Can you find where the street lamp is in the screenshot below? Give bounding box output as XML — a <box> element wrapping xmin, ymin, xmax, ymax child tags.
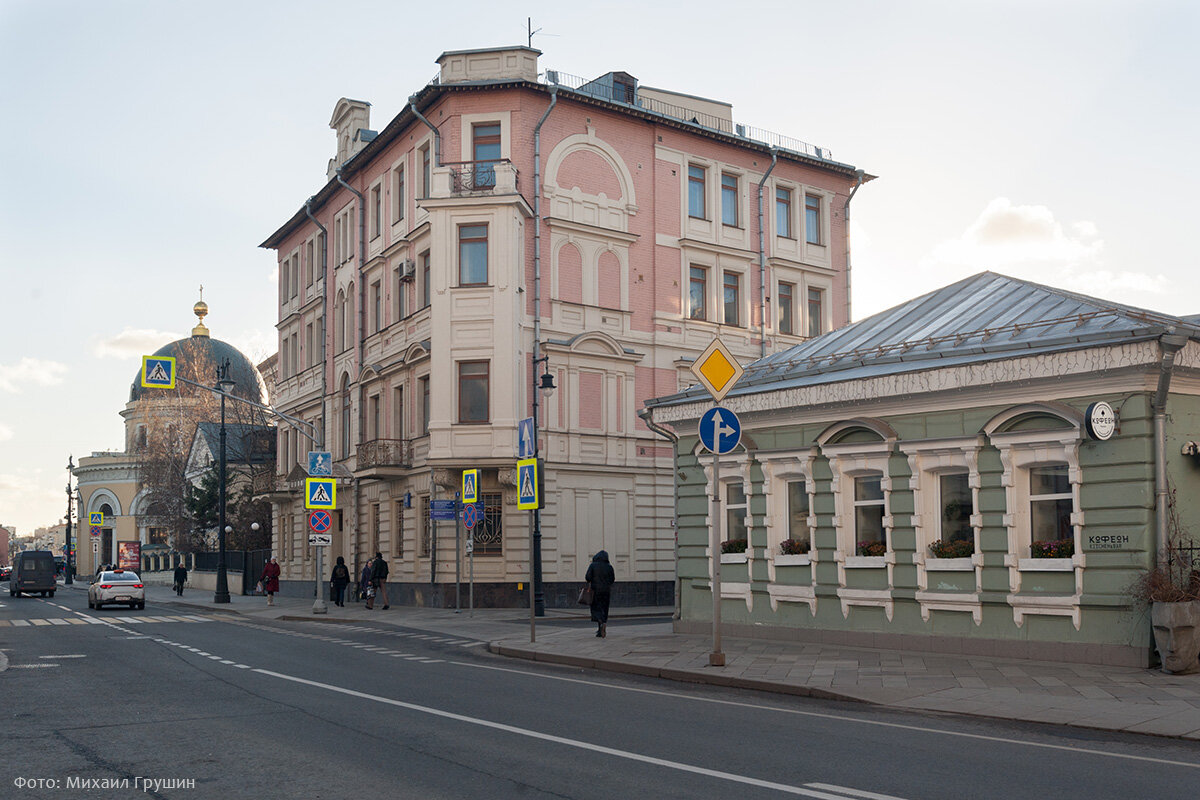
<box><xmin>64</xmin><ymin>456</ymin><xmax>75</xmax><ymax>585</ymax></box>
<box><xmin>530</xmin><ymin>354</ymin><xmax>556</xmax><ymax>616</ymax></box>
<box><xmin>214</xmin><ymin>359</ymin><xmax>236</xmax><ymax>604</ymax></box>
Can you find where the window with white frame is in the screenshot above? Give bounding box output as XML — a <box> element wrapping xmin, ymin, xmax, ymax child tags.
<box><xmin>1030</xmin><ymin>465</ymin><xmax>1072</xmax><ymax>545</ymax></box>
<box><xmin>805</xmin><ymin>194</ymin><xmax>822</xmax><ymax>245</ymax></box>
<box><xmin>421</xmin><ymin>251</ymin><xmax>431</xmax><ymax>308</ymax></box>
<box><xmin>775</xmin><ymin>186</ymin><xmax>792</xmax><ymax>238</ymax></box>
<box><xmin>688</xmin><ymin>164</ymin><xmax>706</xmax><ymax>219</ymax></box>
<box><xmin>371</xmin><ymin>281</ymin><xmax>382</xmax><ymax>332</ymax></box>
<box><xmin>822</xmin><ymin>437</ymin><xmax>894</xmax><ymax>562</ymax></box>
<box><xmin>725</xmin><ymin>482</ymin><xmax>747</xmax><ymax>548</ymax></box>
<box><xmin>807</xmin><ymin>287</ymin><xmax>824</xmax><ymax>338</ymax></box>
<box><xmin>393</xmin><ymin>165</ymin><xmax>405</xmax><ymax>222</ymax></box>
<box><xmin>853</xmin><ymin>474</ymin><xmax>886</xmax><ymax>554</ymax></box>
<box><xmin>458</xmin><ymin>224</ymin><xmax>488</xmax><ymax>286</ymax></box>
<box><xmin>371</xmin><ymin>184</ymin><xmax>382</xmax><ymax>240</ymax></box>
<box><xmin>787</xmin><ymin>480</ymin><xmax>811</xmax><ymax>551</ymax></box>
<box><xmin>419</xmin><ymin>143</ymin><xmax>431</xmax><ymax>199</ymax></box>
<box><xmin>723</xmin><ymin>271</ymin><xmax>740</xmax><ymax>326</ymax></box>
<box><xmin>778</xmin><ymin>281</ymin><xmax>795</xmax><ymax>335</ymax></box>
<box><xmin>721</xmin><ymin>173</ymin><xmax>738</xmax><ymax>226</ymax></box>
<box><xmin>688</xmin><ymin>266</ymin><xmax>707</xmax><ymax>320</ymax></box>
<box><xmin>939</xmin><ymin>472</ymin><xmax>974</xmax><ymax>550</ymax></box>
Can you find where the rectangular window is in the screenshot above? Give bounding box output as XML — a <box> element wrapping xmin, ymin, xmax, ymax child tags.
<box><xmin>392</xmin><ymin>386</ymin><xmax>404</xmax><ymax>438</ymax></box>
<box><xmin>280</xmin><ymin>256</ymin><xmax>289</xmax><ymax>301</ymax></box>
<box><xmin>778</xmin><ymin>282</ymin><xmax>795</xmax><ymax>335</ymax></box>
<box><xmin>305</xmin><ymin>323</ymin><xmax>314</xmax><ymax>368</ymax></box>
<box><xmin>787</xmin><ymin>480</ymin><xmax>810</xmax><ymax>542</ymax></box>
<box><xmin>475</xmin><ymin>491</ymin><xmax>503</xmax><ymax>556</ymax></box>
<box><xmin>306</xmin><ymin>241</ymin><xmax>315</xmax><ymax>286</ymax></box>
<box><xmin>687</xmin><ymin>165</ymin><xmax>706</xmax><ymax>219</ymax></box>
<box><xmin>419</xmin><ymin>376</ymin><xmax>430</xmax><ymax>434</ymax></box>
<box><xmin>371</xmin><ymin>281</ymin><xmax>382</xmax><ymax>332</ymax></box>
<box><xmin>371</xmin><ymin>503</ymin><xmax>381</xmax><ymax>555</ymax></box>
<box><xmin>723</xmin><ymin>271</ymin><xmax>740</xmax><ymax>326</ymax></box>
<box><xmin>420</xmin><ymin>144</ymin><xmax>431</xmax><ymax>198</ymax></box>
<box><xmin>725</xmin><ymin>483</ymin><xmax>747</xmax><ymax>545</ymax></box>
<box><xmin>368</xmin><ymin>394</ymin><xmax>379</xmax><ymax>441</ymax></box>
<box><xmin>393</xmin><ymin>166</ymin><xmax>405</xmax><ymax>222</ymax></box>
<box><xmin>853</xmin><ymin>475</ymin><xmax>885</xmax><ymax>548</ymax></box>
<box><xmin>420</xmin><ymin>495</ymin><xmax>431</xmax><ymax>557</ymax></box>
<box><xmin>472</xmin><ymin>123</ymin><xmax>501</xmax><ymax>188</ymax></box>
<box><xmin>776</xmin><ymin>187</ymin><xmax>792</xmax><ymax>238</ymax></box>
<box><xmin>805</xmin><ymin>194</ymin><xmax>822</xmax><ymax>245</ymax></box>
<box><xmin>939</xmin><ymin>472</ymin><xmax>973</xmax><ymax>545</ymax></box>
<box><xmin>807</xmin><ymin>288</ymin><xmax>824</xmax><ymax>338</ymax></box>
<box><xmin>371</xmin><ymin>185</ymin><xmax>382</xmax><ymax>239</ymax></box>
<box><xmin>393</xmin><ymin>500</ymin><xmax>405</xmax><ymax>559</ymax></box>
<box><xmin>421</xmin><ymin>251</ymin><xmax>431</xmax><ymax>309</ymax></box>
<box><xmin>457</xmin><ymin>361</ymin><xmax>489</xmax><ymax>424</ymax></box>
<box><xmin>1030</xmin><ymin>465</ymin><xmax>1072</xmax><ymax>542</ymax></box>
<box><xmin>721</xmin><ymin>173</ymin><xmax>738</xmax><ymax>226</ymax></box>
<box><xmin>394</xmin><ymin>264</ymin><xmax>406</xmax><ymax>321</ymax></box>
<box><xmin>458</xmin><ymin>224</ymin><xmax>488</xmax><ymax>285</ymax></box>
<box><xmin>688</xmin><ymin>266</ymin><xmax>707</xmax><ymax>321</ymax></box>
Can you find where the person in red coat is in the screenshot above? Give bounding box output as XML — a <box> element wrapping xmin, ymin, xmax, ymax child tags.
<box><xmin>260</xmin><ymin>557</ymin><xmax>281</xmax><ymax>606</ymax></box>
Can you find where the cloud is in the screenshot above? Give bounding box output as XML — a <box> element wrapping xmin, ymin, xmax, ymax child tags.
<box><xmin>0</xmin><ymin>423</ymin><xmax>11</xmax><ymax>442</ymax></box>
<box><xmin>921</xmin><ymin>197</ymin><xmax>1169</xmax><ymax>302</ymax></box>
<box><xmin>90</xmin><ymin>328</ymin><xmax>183</xmax><ymax>360</ymax></box>
<box><xmin>0</xmin><ymin>358</ymin><xmax>68</xmax><ymax>393</ymax></box>
<box><xmin>0</xmin><ymin>473</ymin><xmax>65</xmax><ymax>532</ymax></box>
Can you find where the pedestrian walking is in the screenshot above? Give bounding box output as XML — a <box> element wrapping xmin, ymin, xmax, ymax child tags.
<box><xmin>358</xmin><ymin>560</ymin><xmax>373</xmax><ymax>605</ymax></box>
<box><xmin>260</xmin><ymin>557</ymin><xmax>281</xmax><ymax>606</ymax></box>
<box><xmin>172</xmin><ymin>560</ymin><xmax>188</xmax><ymax>596</ymax></box>
<box><xmin>329</xmin><ymin>556</ymin><xmax>351</xmax><ymax>607</ymax></box>
<box><xmin>367</xmin><ymin>552</ymin><xmax>390</xmax><ymax>610</ymax></box>
<box><xmin>585</xmin><ymin>550</ymin><xmax>616</xmax><ymax>637</ymax></box>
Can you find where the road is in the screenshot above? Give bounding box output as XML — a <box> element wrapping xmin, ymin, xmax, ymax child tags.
<box><xmin>2</xmin><ymin>585</ymin><xmax>1198</xmax><ymax>799</ymax></box>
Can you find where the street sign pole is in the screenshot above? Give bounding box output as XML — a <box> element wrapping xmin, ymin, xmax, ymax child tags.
<box><xmin>469</xmin><ymin>529</ymin><xmax>475</xmax><ymax>616</ymax></box>
<box><xmin>455</xmin><ymin>492</ymin><xmax>462</xmax><ymax>613</ymax></box>
<box><xmin>709</xmin><ymin>410</ymin><xmax>724</xmax><ymax>666</ymax></box>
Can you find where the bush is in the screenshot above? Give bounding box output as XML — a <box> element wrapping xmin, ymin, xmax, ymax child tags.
<box><xmin>930</xmin><ymin>538</ymin><xmax>975</xmax><ymax>559</ymax></box>
<box><xmin>1129</xmin><ymin>538</ymin><xmax>1200</xmax><ymax>603</ymax></box>
<box><xmin>856</xmin><ymin>540</ymin><xmax>887</xmax><ymax>557</ymax></box>
<box><xmin>720</xmin><ymin>538</ymin><xmax>748</xmax><ymax>554</ymax></box>
<box><xmin>1030</xmin><ymin>538</ymin><xmax>1074</xmax><ymax>558</ymax></box>
<box><xmin>780</xmin><ymin>539</ymin><xmax>811</xmax><ymax>555</ymax></box>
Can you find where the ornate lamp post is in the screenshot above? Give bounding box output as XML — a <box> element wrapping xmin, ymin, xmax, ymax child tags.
<box><xmin>530</xmin><ymin>354</ymin><xmax>556</xmax><ymax>616</ymax></box>
<box><xmin>214</xmin><ymin>359</ymin><xmax>235</xmax><ymax>603</ymax></box>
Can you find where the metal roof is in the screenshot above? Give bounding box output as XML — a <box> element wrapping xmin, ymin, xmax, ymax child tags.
<box><xmin>649</xmin><ymin>271</ymin><xmax>1200</xmax><ymax>409</ymax></box>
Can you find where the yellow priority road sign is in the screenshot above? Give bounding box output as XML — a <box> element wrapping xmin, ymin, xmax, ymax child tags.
<box><xmin>690</xmin><ymin>337</ymin><xmax>744</xmax><ymax>402</ymax></box>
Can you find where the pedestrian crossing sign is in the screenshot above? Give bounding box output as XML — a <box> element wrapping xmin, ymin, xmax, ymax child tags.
<box><xmin>89</xmin><ymin>511</ymin><xmax>104</xmax><ymax>526</ymax></box>
<box><xmin>517</xmin><ymin>457</ymin><xmax>539</xmax><ymax>510</ymax></box>
<box><xmin>462</xmin><ymin>469</ymin><xmax>478</xmax><ymax>504</ymax></box>
<box><xmin>305</xmin><ymin>477</ymin><xmax>336</xmax><ymax>510</ymax></box>
<box><xmin>140</xmin><ymin>355</ymin><xmax>176</xmax><ymax>389</ymax></box>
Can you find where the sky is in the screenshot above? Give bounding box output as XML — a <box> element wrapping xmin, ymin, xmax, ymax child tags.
<box><xmin>1</xmin><ymin>0</ymin><xmax>1197</xmax><ymax>534</ymax></box>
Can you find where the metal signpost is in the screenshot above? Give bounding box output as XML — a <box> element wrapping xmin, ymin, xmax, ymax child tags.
<box><xmin>463</xmin><ymin>502</ymin><xmax>479</xmax><ymax>615</ymax></box>
<box><xmin>690</xmin><ymin>338</ymin><xmax>745</xmax><ymax>667</ymax></box>
<box><xmin>305</xmin><ymin>475</ymin><xmax>336</xmax><ymax>615</ymax></box>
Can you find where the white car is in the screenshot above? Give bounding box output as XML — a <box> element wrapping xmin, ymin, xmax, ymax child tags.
<box><xmin>88</xmin><ymin>570</ymin><xmax>145</xmax><ymax>610</ymax></box>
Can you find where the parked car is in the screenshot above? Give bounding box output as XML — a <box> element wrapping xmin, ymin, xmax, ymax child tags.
<box><xmin>11</xmin><ymin>551</ymin><xmax>56</xmax><ymax>597</ymax></box>
<box><xmin>0</xmin><ymin>565</ymin><xmax>11</xmax><ymax>581</ymax></box>
<box><xmin>88</xmin><ymin>570</ymin><xmax>145</xmax><ymax>610</ymax></box>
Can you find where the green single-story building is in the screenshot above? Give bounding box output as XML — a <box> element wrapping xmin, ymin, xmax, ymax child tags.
<box><xmin>643</xmin><ymin>272</ymin><xmax>1200</xmax><ymax>667</ymax></box>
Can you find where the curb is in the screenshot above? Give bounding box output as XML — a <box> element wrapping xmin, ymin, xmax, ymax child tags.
<box><xmin>487</xmin><ymin>642</ymin><xmax>865</xmax><ymax>705</ymax></box>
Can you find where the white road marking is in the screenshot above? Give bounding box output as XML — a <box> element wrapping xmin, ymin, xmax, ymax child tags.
<box><xmin>251</xmin><ymin>666</ymin><xmax>886</xmax><ymax>799</ymax></box>
<box><xmin>10</xmin><ymin>664</ymin><xmax>59</xmax><ymax>669</ymax></box>
<box><xmin>39</xmin><ymin>654</ymin><xmax>86</xmax><ymax>659</ymax></box>
<box><xmin>443</xmin><ymin>660</ymin><xmax>1200</xmax><ymax>770</ymax></box>
<box><xmin>805</xmin><ymin>785</ymin><xmax>908</xmax><ymax>800</ymax></box>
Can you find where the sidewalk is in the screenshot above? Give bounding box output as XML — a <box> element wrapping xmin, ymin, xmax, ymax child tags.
<box><xmin>61</xmin><ymin>581</ymin><xmax>1200</xmax><ymax>740</ymax></box>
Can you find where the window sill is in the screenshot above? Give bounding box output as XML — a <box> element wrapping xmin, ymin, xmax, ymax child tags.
<box><xmin>719</xmin><ymin>553</ymin><xmax>748</xmax><ymax>564</ymax></box>
<box><xmin>926</xmin><ymin>557</ymin><xmax>974</xmax><ymax>571</ymax></box>
<box><xmin>845</xmin><ymin>555</ymin><xmax>886</xmax><ymax>569</ymax></box>
<box><xmin>1018</xmin><ymin>557</ymin><xmax>1074</xmax><ymax>572</ymax></box>
<box><xmin>773</xmin><ymin>554</ymin><xmax>811</xmax><ymax>567</ymax></box>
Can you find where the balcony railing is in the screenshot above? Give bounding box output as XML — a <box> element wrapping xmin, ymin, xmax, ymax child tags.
<box><xmin>445</xmin><ymin>160</ymin><xmax>518</xmax><ymax>195</ymax></box>
<box><xmin>357</xmin><ymin>438</ymin><xmax>413</xmax><ymax>470</ymax></box>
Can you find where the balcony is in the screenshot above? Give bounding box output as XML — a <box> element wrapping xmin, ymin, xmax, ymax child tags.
<box><xmin>357</xmin><ymin>438</ymin><xmax>413</xmax><ymax>472</ymax></box>
<box><xmin>435</xmin><ymin>160</ymin><xmax>519</xmax><ymax>197</ymax></box>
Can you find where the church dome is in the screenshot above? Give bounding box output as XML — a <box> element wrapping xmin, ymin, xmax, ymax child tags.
<box><xmin>129</xmin><ymin>300</ymin><xmax>265</xmax><ymax>403</ymax></box>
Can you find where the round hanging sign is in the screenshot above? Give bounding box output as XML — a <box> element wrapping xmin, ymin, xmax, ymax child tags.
<box><xmin>1085</xmin><ymin>401</ymin><xmax>1116</xmax><ymax>441</ymax></box>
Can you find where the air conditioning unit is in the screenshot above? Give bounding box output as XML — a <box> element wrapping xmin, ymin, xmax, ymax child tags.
<box><xmin>400</xmin><ymin>259</ymin><xmax>416</xmax><ymax>280</ymax></box>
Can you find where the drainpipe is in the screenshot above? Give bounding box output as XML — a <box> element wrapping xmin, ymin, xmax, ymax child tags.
<box><xmin>303</xmin><ymin>199</ymin><xmax>329</xmax><ymax>450</ymax></box>
<box><xmin>409</xmin><ymin>94</ymin><xmax>441</xmax><ymax>167</ymax></box>
<box><xmin>1152</xmin><ymin>332</ymin><xmax>1188</xmax><ymax>555</ymax></box>
<box><xmin>533</xmin><ymin>87</ymin><xmax>558</xmax><ymax>395</ymax></box>
<box><xmin>756</xmin><ymin>148</ymin><xmax>778</xmax><ymax>359</ymax></box>
<box><xmin>638</xmin><ymin>406</ymin><xmax>681</xmax><ymax>620</ymax></box>
<box><xmin>335</xmin><ymin>168</ymin><xmax>365</xmax><ymax>568</ymax></box>
<box><xmin>843</xmin><ymin>169</ymin><xmax>865</xmax><ymax>326</ymax></box>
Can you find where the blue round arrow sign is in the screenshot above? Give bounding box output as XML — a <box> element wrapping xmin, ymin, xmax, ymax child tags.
<box><xmin>699</xmin><ymin>406</ymin><xmax>741</xmax><ymax>455</ymax></box>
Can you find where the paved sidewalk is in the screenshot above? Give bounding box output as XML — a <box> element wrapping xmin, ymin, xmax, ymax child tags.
<box><xmin>59</xmin><ymin>580</ymin><xmax>1200</xmax><ymax>740</ymax></box>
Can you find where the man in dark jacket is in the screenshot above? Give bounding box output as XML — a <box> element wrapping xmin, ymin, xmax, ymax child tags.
<box><xmin>584</xmin><ymin>550</ymin><xmax>616</xmax><ymax>637</ymax></box>
<box><xmin>370</xmin><ymin>552</ymin><xmax>390</xmax><ymax>610</ymax></box>
<box><xmin>172</xmin><ymin>561</ymin><xmax>188</xmax><ymax>596</ymax></box>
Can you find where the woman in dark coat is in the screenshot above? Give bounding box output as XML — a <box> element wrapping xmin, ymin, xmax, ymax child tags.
<box><xmin>260</xmin><ymin>557</ymin><xmax>281</xmax><ymax>606</ymax></box>
<box><xmin>329</xmin><ymin>556</ymin><xmax>351</xmax><ymax>607</ymax></box>
<box><xmin>584</xmin><ymin>550</ymin><xmax>616</xmax><ymax>637</ymax></box>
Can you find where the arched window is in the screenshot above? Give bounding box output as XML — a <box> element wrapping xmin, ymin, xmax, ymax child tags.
<box><xmin>340</xmin><ymin>375</ymin><xmax>352</xmax><ymax>458</ymax></box>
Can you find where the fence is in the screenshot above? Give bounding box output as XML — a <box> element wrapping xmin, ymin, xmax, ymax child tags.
<box><xmin>142</xmin><ymin>549</ymin><xmax>270</xmax><ymax>595</ymax></box>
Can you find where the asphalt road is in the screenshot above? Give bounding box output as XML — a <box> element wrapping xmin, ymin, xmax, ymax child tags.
<box><xmin>2</xmin><ymin>586</ymin><xmax>1198</xmax><ymax>799</ymax></box>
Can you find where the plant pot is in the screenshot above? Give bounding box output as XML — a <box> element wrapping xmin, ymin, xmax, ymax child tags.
<box><xmin>1151</xmin><ymin>600</ymin><xmax>1200</xmax><ymax>674</ymax></box>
